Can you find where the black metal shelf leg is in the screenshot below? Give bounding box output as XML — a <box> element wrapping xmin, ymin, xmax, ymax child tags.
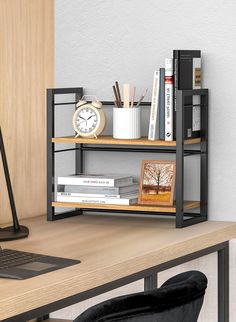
<box><xmin>218</xmin><ymin>242</ymin><xmax>229</xmax><ymax>322</ymax></box>
<box><xmin>75</xmin><ymin>88</ymin><xmax>84</xmax><ymax>216</ymax></box>
<box><xmin>200</xmin><ymin>92</ymin><xmax>208</xmax><ymax>219</ymax></box>
<box><xmin>47</xmin><ymin>89</ymin><xmax>55</xmax><ymax>221</ymax></box>
<box><xmin>144</xmin><ymin>273</ymin><xmax>158</xmax><ymax>291</ymax></box>
<box><xmin>176</xmin><ymin>90</ymin><xmax>184</xmax><ymax>228</ymax></box>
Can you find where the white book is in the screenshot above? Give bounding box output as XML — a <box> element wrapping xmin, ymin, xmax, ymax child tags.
<box><xmin>56</xmin><ymin>194</ymin><xmax>138</xmax><ymax>205</ymax></box>
<box><xmin>165</xmin><ymin>58</ymin><xmax>174</xmax><ymax>141</ymax></box>
<box><xmin>59</xmin><ymin>183</ymin><xmax>139</xmax><ymax>195</ymax></box>
<box><xmin>57</xmin><ymin>192</ymin><xmax>125</xmax><ymax>199</ymax></box>
<box><xmin>58</xmin><ymin>174</ymin><xmax>133</xmax><ymax>187</ymax></box>
<box><xmin>148</xmin><ymin>71</ymin><xmax>160</xmax><ymax>140</ymax></box>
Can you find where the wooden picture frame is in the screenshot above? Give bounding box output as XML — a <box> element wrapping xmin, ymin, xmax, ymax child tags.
<box><xmin>138</xmin><ymin>160</ymin><xmax>176</xmax><ymax>206</ymax></box>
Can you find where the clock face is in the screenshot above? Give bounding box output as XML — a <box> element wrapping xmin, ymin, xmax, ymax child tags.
<box><xmin>75</xmin><ymin>107</ymin><xmax>98</xmax><ymax>134</ymax></box>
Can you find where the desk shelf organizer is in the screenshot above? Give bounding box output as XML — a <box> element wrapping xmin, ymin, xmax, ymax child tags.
<box><xmin>47</xmin><ymin>87</ymin><xmax>208</xmax><ymax>228</ymax></box>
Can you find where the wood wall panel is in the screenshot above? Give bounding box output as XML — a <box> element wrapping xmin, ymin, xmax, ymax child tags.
<box><xmin>0</xmin><ymin>0</ymin><xmax>54</xmax><ymax>224</ymax></box>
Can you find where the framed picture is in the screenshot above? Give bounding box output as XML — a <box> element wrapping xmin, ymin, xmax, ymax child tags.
<box><xmin>138</xmin><ymin>160</ymin><xmax>176</xmax><ymax>206</ymax></box>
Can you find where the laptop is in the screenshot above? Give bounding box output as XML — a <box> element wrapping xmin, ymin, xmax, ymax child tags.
<box><xmin>0</xmin><ymin>246</ymin><xmax>81</xmax><ymax>280</ymax></box>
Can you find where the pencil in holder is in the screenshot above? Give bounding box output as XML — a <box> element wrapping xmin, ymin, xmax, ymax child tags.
<box><xmin>113</xmin><ymin>107</ymin><xmax>141</xmax><ymax>139</ymax></box>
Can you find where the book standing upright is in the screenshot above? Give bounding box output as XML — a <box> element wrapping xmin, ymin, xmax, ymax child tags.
<box><xmin>173</xmin><ymin>50</ymin><xmax>201</xmax><ymax>139</ymax></box>
<box><xmin>165</xmin><ymin>58</ymin><xmax>174</xmax><ymax>141</ymax></box>
<box><xmin>148</xmin><ymin>71</ymin><xmax>160</xmax><ymax>140</ymax></box>
<box><xmin>159</xmin><ymin>68</ymin><xmax>165</xmax><ymax>140</ymax></box>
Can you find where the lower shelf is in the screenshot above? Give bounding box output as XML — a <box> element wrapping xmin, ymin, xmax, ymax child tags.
<box><xmin>52</xmin><ymin>200</ymin><xmax>200</xmax><ymax>213</ymax></box>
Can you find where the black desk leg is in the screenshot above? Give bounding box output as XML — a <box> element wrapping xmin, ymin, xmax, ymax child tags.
<box><xmin>218</xmin><ymin>242</ymin><xmax>229</xmax><ymax>322</ymax></box>
<box><xmin>144</xmin><ymin>273</ymin><xmax>158</xmax><ymax>291</ymax></box>
<box><xmin>36</xmin><ymin>315</ymin><xmax>49</xmax><ymax>321</ymax></box>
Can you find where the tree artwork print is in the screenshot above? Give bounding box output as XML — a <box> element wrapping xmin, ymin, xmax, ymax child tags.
<box><xmin>139</xmin><ymin>160</ymin><xmax>176</xmax><ymax>206</ymax></box>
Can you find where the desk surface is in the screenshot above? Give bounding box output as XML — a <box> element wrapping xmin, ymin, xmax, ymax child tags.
<box><xmin>0</xmin><ymin>215</ymin><xmax>236</xmax><ymax>320</ymax></box>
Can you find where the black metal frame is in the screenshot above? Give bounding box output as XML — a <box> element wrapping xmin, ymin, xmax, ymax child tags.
<box><xmin>176</xmin><ymin>89</ymin><xmax>208</xmax><ymax>227</ymax></box>
<box><xmin>47</xmin><ymin>87</ymin><xmax>208</xmax><ymax>228</ymax></box>
<box><xmin>2</xmin><ymin>241</ymin><xmax>229</xmax><ymax>322</ymax></box>
<box><xmin>47</xmin><ymin>87</ymin><xmax>84</xmax><ymax>221</ymax></box>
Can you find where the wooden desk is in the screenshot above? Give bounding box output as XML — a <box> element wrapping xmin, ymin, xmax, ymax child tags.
<box><xmin>0</xmin><ymin>215</ymin><xmax>236</xmax><ymax>322</ymax></box>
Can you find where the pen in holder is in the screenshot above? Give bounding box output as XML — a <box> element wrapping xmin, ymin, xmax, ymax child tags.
<box><xmin>113</xmin><ymin>107</ymin><xmax>141</xmax><ymax>139</ymax></box>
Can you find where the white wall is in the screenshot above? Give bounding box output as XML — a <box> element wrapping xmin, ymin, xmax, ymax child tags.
<box><xmin>54</xmin><ymin>0</ymin><xmax>236</xmax><ymax>321</ymax></box>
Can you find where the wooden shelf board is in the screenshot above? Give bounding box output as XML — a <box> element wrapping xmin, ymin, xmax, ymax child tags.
<box><xmin>52</xmin><ymin>200</ymin><xmax>200</xmax><ymax>213</ymax></box>
<box><xmin>52</xmin><ymin>136</ymin><xmax>200</xmax><ymax>146</ymax></box>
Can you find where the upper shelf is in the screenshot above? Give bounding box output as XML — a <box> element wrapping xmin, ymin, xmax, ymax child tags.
<box><xmin>52</xmin><ymin>136</ymin><xmax>200</xmax><ymax>146</ymax></box>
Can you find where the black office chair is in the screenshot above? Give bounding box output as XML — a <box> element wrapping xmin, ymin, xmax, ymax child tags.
<box><xmin>74</xmin><ymin>271</ymin><xmax>207</xmax><ymax>322</ymax></box>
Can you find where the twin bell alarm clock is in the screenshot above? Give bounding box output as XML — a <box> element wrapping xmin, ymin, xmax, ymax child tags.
<box><xmin>73</xmin><ymin>95</ymin><xmax>106</xmax><ymax>138</ymax></box>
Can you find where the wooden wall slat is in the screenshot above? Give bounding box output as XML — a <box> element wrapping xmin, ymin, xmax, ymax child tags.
<box><xmin>0</xmin><ymin>0</ymin><xmax>54</xmax><ymax>224</ymax></box>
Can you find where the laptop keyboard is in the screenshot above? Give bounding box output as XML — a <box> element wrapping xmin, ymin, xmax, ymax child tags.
<box><xmin>0</xmin><ymin>248</ymin><xmax>46</xmax><ymax>270</ymax></box>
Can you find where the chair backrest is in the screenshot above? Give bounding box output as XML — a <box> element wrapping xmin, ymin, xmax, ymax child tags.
<box><xmin>74</xmin><ymin>270</ymin><xmax>207</xmax><ymax>322</ymax></box>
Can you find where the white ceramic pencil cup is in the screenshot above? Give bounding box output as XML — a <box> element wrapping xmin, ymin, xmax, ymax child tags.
<box><xmin>113</xmin><ymin>107</ymin><xmax>141</xmax><ymax>139</ymax></box>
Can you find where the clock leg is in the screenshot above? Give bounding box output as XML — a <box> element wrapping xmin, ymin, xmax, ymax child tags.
<box><xmin>75</xmin><ymin>133</ymin><xmax>80</xmax><ymax>138</ymax></box>
<box><xmin>94</xmin><ymin>133</ymin><xmax>97</xmax><ymax>139</ymax></box>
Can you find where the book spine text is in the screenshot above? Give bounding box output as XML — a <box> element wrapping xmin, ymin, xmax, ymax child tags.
<box><xmin>165</xmin><ymin>58</ymin><xmax>174</xmax><ymax>141</ymax></box>
<box><xmin>148</xmin><ymin>71</ymin><xmax>160</xmax><ymax>140</ymax></box>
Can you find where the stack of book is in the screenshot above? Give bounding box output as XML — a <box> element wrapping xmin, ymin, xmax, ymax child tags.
<box><xmin>57</xmin><ymin>174</ymin><xmax>139</xmax><ymax>205</ymax></box>
<box><xmin>148</xmin><ymin>50</ymin><xmax>202</xmax><ymax>141</ymax></box>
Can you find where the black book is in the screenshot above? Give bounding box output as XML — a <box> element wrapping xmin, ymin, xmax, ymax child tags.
<box><xmin>159</xmin><ymin>68</ymin><xmax>165</xmax><ymax>140</ymax></box>
<box><xmin>173</xmin><ymin>50</ymin><xmax>201</xmax><ymax>139</ymax></box>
